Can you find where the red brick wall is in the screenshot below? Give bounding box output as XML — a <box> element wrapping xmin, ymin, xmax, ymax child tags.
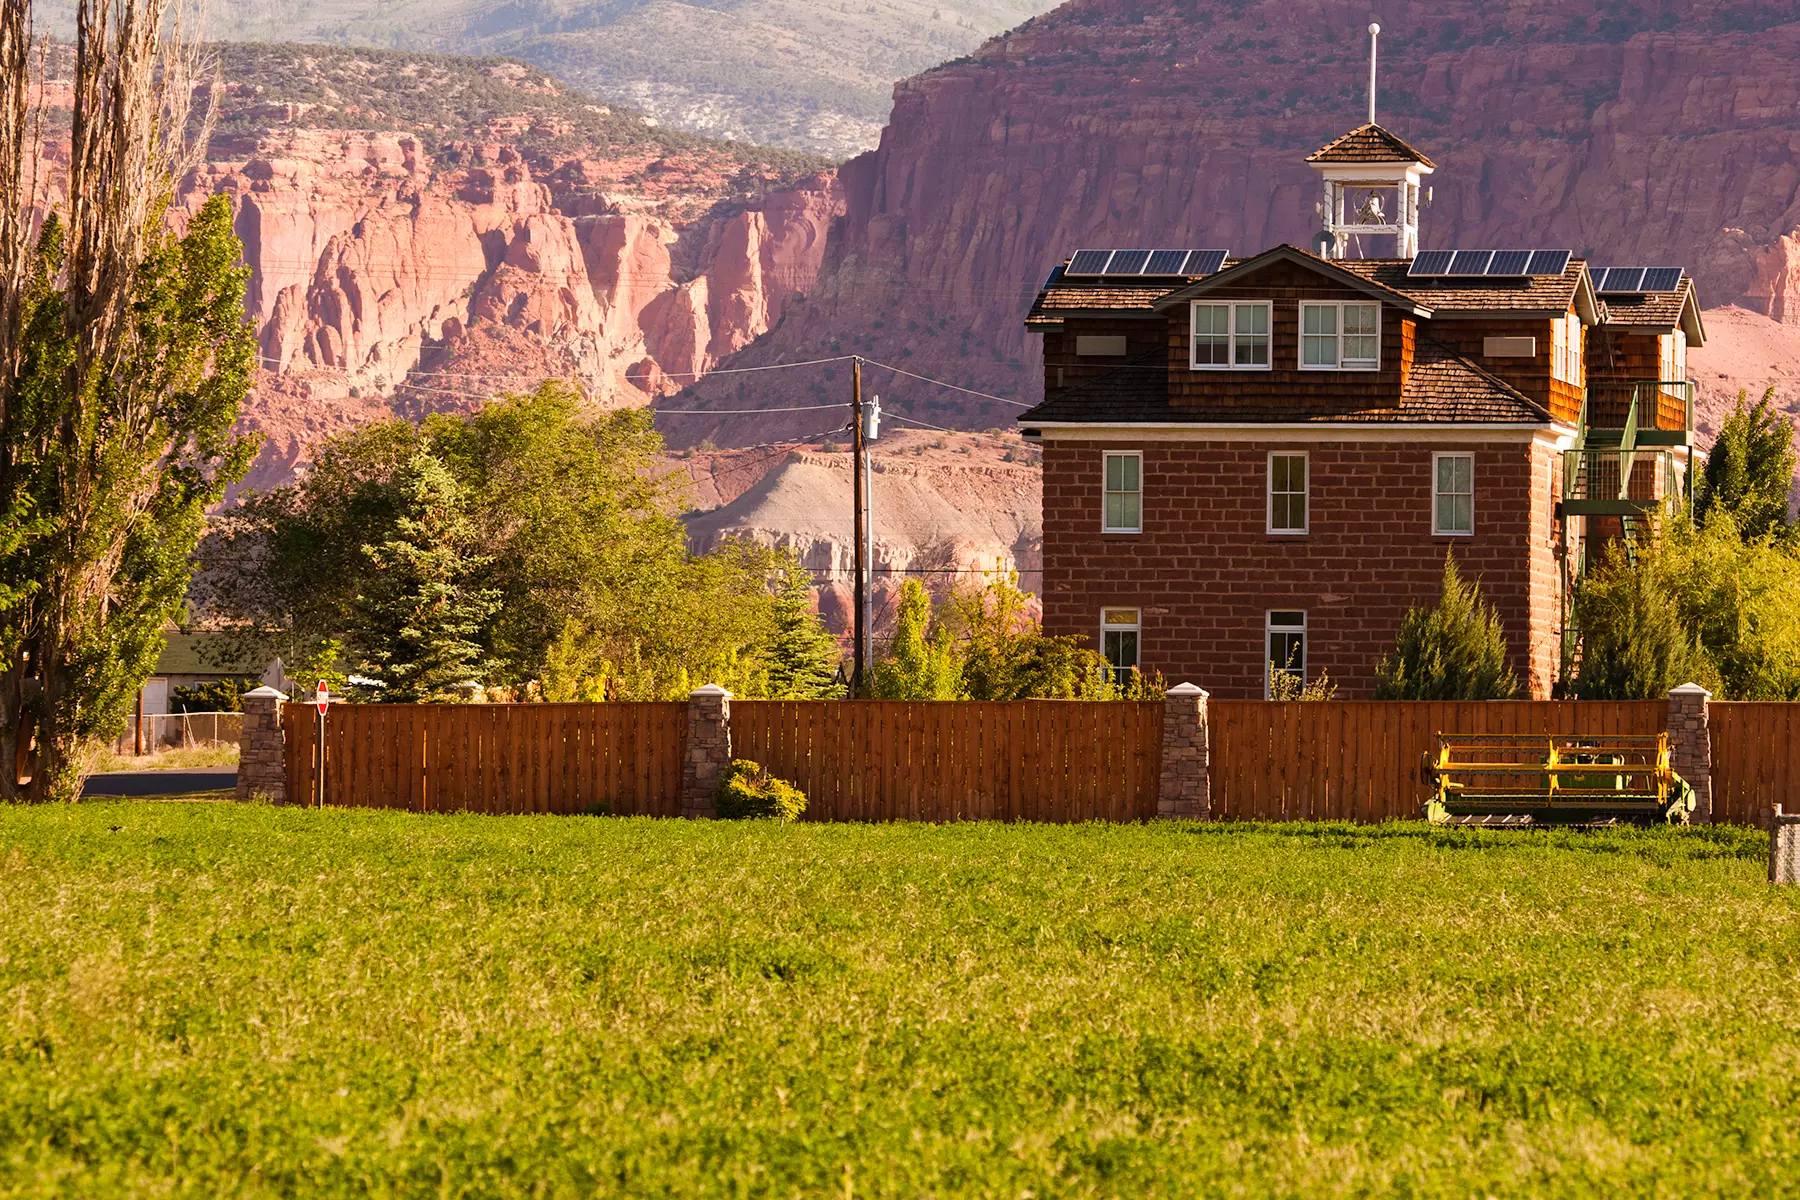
<box><xmin>1041</xmin><ymin>436</ymin><xmax>1565</xmax><ymax>699</ymax></box>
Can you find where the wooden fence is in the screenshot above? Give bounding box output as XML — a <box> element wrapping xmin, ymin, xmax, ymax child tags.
<box><xmin>284</xmin><ymin>702</ymin><xmax>686</xmax><ymax>815</ymax></box>
<box><xmin>1709</xmin><ymin>703</ymin><xmax>1800</xmax><ymax>827</ymax></box>
<box><xmin>730</xmin><ymin>700</ymin><xmax>1164</xmax><ymax>822</ymax></box>
<box><xmin>1207</xmin><ymin>700</ymin><xmax>1670</xmax><ymax>822</ymax></box>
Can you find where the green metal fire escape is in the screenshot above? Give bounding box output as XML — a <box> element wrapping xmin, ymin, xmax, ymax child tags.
<box><xmin>1557</xmin><ymin>379</ymin><xmax>1696</xmax><ymax>673</ymax></box>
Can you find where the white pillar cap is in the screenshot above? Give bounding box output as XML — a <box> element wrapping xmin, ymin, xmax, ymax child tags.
<box><xmin>1167</xmin><ymin>682</ymin><xmax>1209</xmax><ymax>698</ymax></box>
<box><xmin>243</xmin><ymin>685</ymin><xmax>286</xmax><ymax>699</ymax></box>
<box><xmin>1669</xmin><ymin>682</ymin><xmax>1712</xmax><ymax>697</ymax></box>
<box><xmin>690</xmin><ymin>684</ymin><xmax>733</xmax><ymax>698</ymax></box>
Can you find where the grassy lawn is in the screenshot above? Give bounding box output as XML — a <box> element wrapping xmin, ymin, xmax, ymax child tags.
<box><xmin>0</xmin><ymin>806</ymin><xmax>1795</xmax><ymax>1196</ymax></box>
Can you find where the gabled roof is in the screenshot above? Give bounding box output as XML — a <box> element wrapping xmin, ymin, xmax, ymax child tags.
<box><xmin>1305</xmin><ymin>123</ymin><xmax>1436</xmax><ymax>168</ymax></box>
<box><xmin>1025</xmin><ymin>266</ymin><xmax>1207</xmax><ymax>327</ymax></box>
<box><xmin>1017</xmin><ymin>339</ymin><xmax>1550</xmax><ymax>427</ymax></box>
<box><xmin>1151</xmin><ymin>245</ymin><xmax>1432</xmax><ymax>315</ymax></box>
<box><xmin>1596</xmin><ymin>277</ymin><xmax>1706</xmax><ymax>345</ymax></box>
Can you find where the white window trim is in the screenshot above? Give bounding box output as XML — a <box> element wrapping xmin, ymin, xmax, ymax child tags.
<box><xmin>1100</xmin><ymin>608</ymin><xmax>1141</xmax><ymax>679</ymax></box>
<box><xmin>1101</xmin><ymin>450</ymin><xmax>1142</xmax><ymax>534</ymax></box>
<box><xmin>1189</xmin><ymin>300</ymin><xmax>1273</xmax><ymax>372</ymax></box>
<box><xmin>1266</xmin><ymin>450</ymin><xmax>1309</xmax><ymax>536</ymax></box>
<box><xmin>1297</xmin><ymin>301</ymin><xmax>1381</xmax><ymax>372</ymax></box>
<box><xmin>1432</xmin><ymin>451</ymin><xmax>1475</xmax><ymax>537</ymax></box>
<box><xmin>1265</xmin><ymin>610</ymin><xmax>1306</xmax><ymax>699</ymax></box>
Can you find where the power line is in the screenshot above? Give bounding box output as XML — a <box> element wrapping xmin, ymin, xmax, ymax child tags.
<box><xmin>860</xmin><ymin>357</ymin><xmax>1032</xmax><ymax>407</ymax></box>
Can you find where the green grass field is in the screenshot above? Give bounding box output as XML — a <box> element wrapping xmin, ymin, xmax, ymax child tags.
<box><xmin>1</xmin><ymin>805</ymin><xmax>1796</xmax><ymax>1196</ymax></box>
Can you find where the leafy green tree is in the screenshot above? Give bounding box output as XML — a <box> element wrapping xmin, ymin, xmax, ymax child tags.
<box><xmin>867</xmin><ymin>580</ymin><xmax>962</xmax><ymax>699</ymax></box>
<box><xmin>349</xmin><ymin>452</ymin><xmax>499</xmax><ymax>702</ymax></box>
<box><xmin>1696</xmin><ymin>387</ymin><xmax>1795</xmax><ymax>540</ymax></box>
<box><xmin>760</xmin><ymin>558</ymin><xmax>843</xmax><ymax>699</ymax></box>
<box><xmin>1572</xmin><ymin>539</ymin><xmax>1716</xmax><ymax>700</ymax></box>
<box><xmin>1657</xmin><ymin>509</ymin><xmax>1800</xmax><ymax>699</ymax></box>
<box><xmin>954</xmin><ymin>566</ymin><xmax>1114</xmax><ymax>700</ymax></box>
<box><xmin>0</xmin><ymin>195</ymin><xmax>256</xmax><ymax>800</ymax></box>
<box><xmin>1374</xmin><ymin>555</ymin><xmax>1520</xmax><ymax>700</ymax></box>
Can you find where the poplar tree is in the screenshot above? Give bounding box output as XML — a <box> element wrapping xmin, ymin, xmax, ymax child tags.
<box><xmin>1695</xmin><ymin>387</ymin><xmax>1795</xmax><ymax>541</ymax></box>
<box><xmin>0</xmin><ymin>0</ymin><xmax>254</xmax><ymax>800</ymax></box>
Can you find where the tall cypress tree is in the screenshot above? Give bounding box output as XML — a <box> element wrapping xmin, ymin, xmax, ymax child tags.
<box><xmin>1375</xmin><ymin>554</ymin><xmax>1520</xmax><ymax>700</ymax></box>
<box><xmin>351</xmin><ymin>452</ymin><xmax>499</xmax><ymax>702</ymax></box>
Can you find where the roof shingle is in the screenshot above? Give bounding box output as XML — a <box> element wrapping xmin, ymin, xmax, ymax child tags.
<box><xmin>1018</xmin><ymin>340</ymin><xmax>1549</xmax><ymax>427</ymax></box>
<box><xmin>1305</xmin><ymin>123</ymin><xmax>1437</xmax><ymax>168</ymax></box>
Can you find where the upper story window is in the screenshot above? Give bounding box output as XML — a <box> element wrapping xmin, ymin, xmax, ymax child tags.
<box><xmin>1433</xmin><ymin>453</ymin><xmax>1474</xmax><ymax>536</ymax></box>
<box><xmin>1552</xmin><ymin>312</ymin><xmax>1583</xmax><ymax>385</ymax></box>
<box><xmin>1102</xmin><ymin>451</ymin><xmax>1141</xmax><ymax>533</ymax></box>
<box><xmin>1659</xmin><ymin>330</ymin><xmax>1687</xmax><ymax>382</ymax></box>
<box><xmin>1191</xmin><ymin>301</ymin><xmax>1271</xmax><ymax>370</ymax></box>
<box><xmin>1268</xmin><ymin>452</ymin><xmax>1308</xmax><ymax>534</ymax></box>
<box><xmin>1299</xmin><ymin>301</ymin><xmax>1380</xmax><ymax>370</ymax></box>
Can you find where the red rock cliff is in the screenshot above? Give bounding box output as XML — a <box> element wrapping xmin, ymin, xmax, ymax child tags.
<box><xmin>668</xmin><ymin>0</ymin><xmax>1800</xmax><ymax>445</ymax></box>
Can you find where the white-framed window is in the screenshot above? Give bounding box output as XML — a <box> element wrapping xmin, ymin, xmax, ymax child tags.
<box><xmin>1267</xmin><ymin>451</ymin><xmax>1308</xmax><ymax>534</ymax></box>
<box><xmin>1266</xmin><ymin>611</ymin><xmax>1306</xmax><ymax>696</ymax></box>
<box><xmin>1433</xmin><ymin>452</ymin><xmax>1474</xmax><ymax>536</ymax></box>
<box><xmin>1553</xmin><ymin>312</ymin><xmax>1583</xmax><ymax>385</ymax></box>
<box><xmin>1101</xmin><ymin>608</ymin><xmax>1140</xmax><ymax>685</ymax></box>
<box><xmin>1102</xmin><ymin>451</ymin><xmax>1141</xmax><ymax>533</ymax></box>
<box><xmin>1299</xmin><ymin>301</ymin><xmax>1380</xmax><ymax>370</ymax></box>
<box><xmin>1659</xmin><ymin>329</ymin><xmax>1687</xmax><ymax>382</ymax></box>
<box><xmin>1190</xmin><ymin>301</ymin><xmax>1271</xmax><ymax>370</ymax></box>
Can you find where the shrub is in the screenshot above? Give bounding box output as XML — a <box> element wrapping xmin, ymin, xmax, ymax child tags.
<box><xmin>1374</xmin><ymin>554</ymin><xmax>1520</xmax><ymax>700</ymax></box>
<box><xmin>715</xmin><ymin>759</ymin><xmax>807</xmax><ymax>822</ymax></box>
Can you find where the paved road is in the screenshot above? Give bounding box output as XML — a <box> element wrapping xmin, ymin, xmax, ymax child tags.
<box><xmin>81</xmin><ymin>768</ymin><xmax>237</xmax><ymax>797</ymax></box>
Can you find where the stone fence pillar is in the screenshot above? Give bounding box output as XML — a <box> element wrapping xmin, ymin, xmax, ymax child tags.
<box><xmin>681</xmin><ymin>685</ymin><xmax>733</xmax><ymax>819</ymax></box>
<box><xmin>1158</xmin><ymin>682</ymin><xmax>1210</xmax><ymax>820</ymax></box>
<box><xmin>1667</xmin><ymin>682</ymin><xmax>1712</xmax><ymax>824</ymax></box>
<box><xmin>236</xmin><ymin>685</ymin><xmax>288</xmax><ymax>805</ymax></box>
<box><xmin>1772</xmin><ymin>807</ymin><xmax>1800</xmax><ymax>883</ymax></box>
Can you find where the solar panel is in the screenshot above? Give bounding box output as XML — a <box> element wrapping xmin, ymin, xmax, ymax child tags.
<box><xmin>1601</xmin><ymin>267</ymin><xmax>1646</xmax><ymax>293</ymax></box>
<box><xmin>1640</xmin><ymin>267</ymin><xmax>1683</xmax><ymax>292</ymax></box>
<box><xmin>1104</xmin><ymin>249</ymin><xmax>1153</xmax><ymax>276</ymax></box>
<box><xmin>1448</xmin><ymin>250</ymin><xmax>1494</xmax><ymax>276</ymax></box>
<box><xmin>1486</xmin><ymin>249</ymin><xmax>1533</xmax><ymax>276</ymax></box>
<box><xmin>1066</xmin><ymin>249</ymin><xmax>1113</xmax><ymax>276</ymax></box>
<box><xmin>1528</xmin><ymin>249</ymin><xmax>1571</xmax><ymax>276</ymax></box>
<box><xmin>1183</xmin><ymin>249</ymin><xmax>1229</xmax><ymax>276</ymax></box>
<box><xmin>1144</xmin><ymin>249</ymin><xmax>1191</xmax><ymax>275</ymax></box>
<box><xmin>1408</xmin><ymin>250</ymin><xmax>1455</xmax><ymax>277</ymax></box>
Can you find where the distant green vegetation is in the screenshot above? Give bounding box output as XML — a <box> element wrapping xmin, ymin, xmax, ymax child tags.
<box><xmin>2</xmin><ymin>805</ymin><xmax>1796</xmax><ymax>1195</ymax></box>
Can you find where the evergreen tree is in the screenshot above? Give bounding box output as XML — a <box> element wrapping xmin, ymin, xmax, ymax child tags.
<box><xmin>1374</xmin><ymin>554</ymin><xmax>1520</xmax><ymax>700</ymax></box>
<box><xmin>1572</xmin><ymin>541</ymin><xmax>1714</xmax><ymax>700</ymax></box>
<box><xmin>761</xmin><ymin>556</ymin><xmax>843</xmax><ymax>698</ymax></box>
<box><xmin>350</xmin><ymin>452</ymin><xmax>499</xmax><ymax>702</ymax></box>
<box><xmin>867</xmin><ymin>580</ymin><xmax>962</xmax><ymax>699</ymax></box>
<box><xmin>1696</xmin><ymin>387</ymin><xmax>1795</xmax><ymax>540</ymax></box>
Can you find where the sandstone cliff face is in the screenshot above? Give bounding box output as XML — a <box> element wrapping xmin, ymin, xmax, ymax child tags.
<box><xmin>177</xmin><ymin>125</ymin><xmax>842</xmax><ymax>489</ymax></box>
<box><xmin>669</xmin><ymin>0</ymin><xmax>1800</xmax><ymax>446</ymax></box>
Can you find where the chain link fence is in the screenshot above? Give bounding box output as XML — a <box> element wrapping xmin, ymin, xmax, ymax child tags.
<box><xmin>108</xmin><ymin>712</ymin><xmax>243</xmax><ymax>756</ymax></box>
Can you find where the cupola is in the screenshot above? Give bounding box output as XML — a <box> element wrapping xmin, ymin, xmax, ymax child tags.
<box><xmin>1305</xmin><ymin>24</ymin><xmax>1434</xmax><ymax>260</ymax></box>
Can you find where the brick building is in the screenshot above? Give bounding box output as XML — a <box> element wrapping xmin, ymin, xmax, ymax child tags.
<box><xmin>1019</xmin><ymin>122</ymin><xmax>1705</xmax><ymax>699</ymax></box>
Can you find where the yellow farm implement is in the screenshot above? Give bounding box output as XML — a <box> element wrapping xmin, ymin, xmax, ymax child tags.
<box><xmin>1425</xmin><ymin>733</ymin><xmax>1695</xmax><ymax>827</ymax></box>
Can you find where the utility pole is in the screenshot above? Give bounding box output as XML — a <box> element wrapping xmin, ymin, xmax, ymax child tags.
<box><xmin>851</xmin><ymin>357</ymin><xmax>866</xmax><ymax>698</ymax></box>
<box><xmin>861</xmin><ymin>394</ymin><xmax>880</xmax><ymax>682</ymax></box>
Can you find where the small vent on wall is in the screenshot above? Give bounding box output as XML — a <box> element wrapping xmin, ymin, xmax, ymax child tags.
<box><xmin>1077</xmin><ymin>335</ymin><xmax>1128</xmax><ymax>357</ymax></box>
<box><xmin>1483</xmin><ymin>336</ymin><xmax>1537</xmax><ymax>358</ymax></box>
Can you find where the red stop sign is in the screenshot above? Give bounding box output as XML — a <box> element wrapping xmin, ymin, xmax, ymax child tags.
<box><xmin>316</xmin><ymin>681</ymin><xmax>330</xmax><ymax>715</ymax></box>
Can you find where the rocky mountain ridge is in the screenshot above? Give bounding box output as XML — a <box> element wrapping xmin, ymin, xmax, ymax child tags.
<box><xmin>666</xmin><ymin>0</ymin><xmax>1800</xmax><ymax>449</ymax></box>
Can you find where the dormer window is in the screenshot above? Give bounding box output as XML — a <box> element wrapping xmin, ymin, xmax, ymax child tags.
<box><xmin>1190</xmin><ymin>302</ymin><xmax>1271</xmax><ymax>371</ymax></box>
<box><xmin>1299</xmin><ymin>301</ymin><xmax>1380</xmax><ymax>370</ymax></box>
